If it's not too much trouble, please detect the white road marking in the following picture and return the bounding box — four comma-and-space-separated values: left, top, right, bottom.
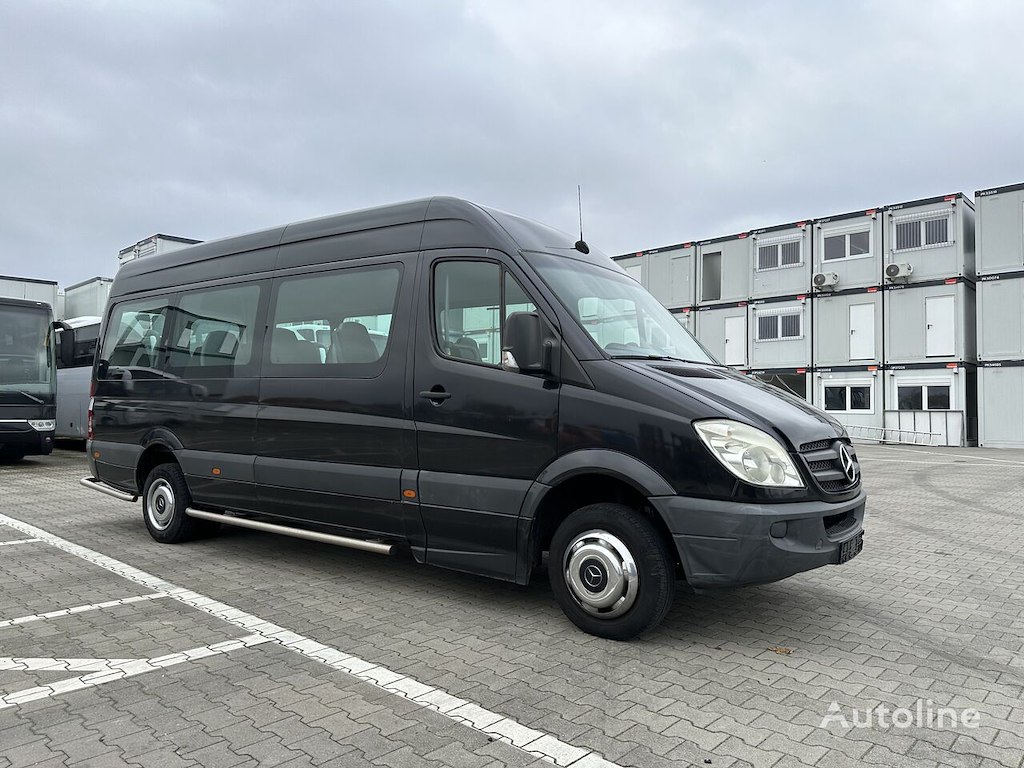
857, 458, 1015, 467
0, 538, 41, 547
859, 445, 1024, 466
0, 635, 269, 709
0, 512, 621, 768
0, 593, 168, 628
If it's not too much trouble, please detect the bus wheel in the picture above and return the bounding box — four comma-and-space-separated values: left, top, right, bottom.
548, 503, 675, 640
142, 463, 211, 543
0, 449, 25, 464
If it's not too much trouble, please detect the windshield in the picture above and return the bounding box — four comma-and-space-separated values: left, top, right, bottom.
527, 253, 716, 364
0, 305, 56, 404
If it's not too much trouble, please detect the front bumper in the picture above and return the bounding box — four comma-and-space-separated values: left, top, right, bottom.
0, 421, 54, 456
650, 490, 866, 589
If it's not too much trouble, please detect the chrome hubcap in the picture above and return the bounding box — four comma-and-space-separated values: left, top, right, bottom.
146, 479, 175, 531
564, 530, 638, 618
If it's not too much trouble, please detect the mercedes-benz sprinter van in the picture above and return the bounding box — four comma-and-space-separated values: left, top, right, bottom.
82, 198, 865, 639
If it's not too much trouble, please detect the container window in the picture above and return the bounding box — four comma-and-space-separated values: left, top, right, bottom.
824, 386, 846, 411
823, 230, 870, 261
894, 213, 953, 251
702, 252, 722, 301
755, 309, 801, 342
757, 315, 778, 340
824, 382, 872, 412
780, 313, 801, 338
758, 244, 778, 270
780, 241, 801, 266
898, 385, 924, 410
927, 385, 951, 410
896, 221, 921, 250
849, 386, 871, 410
925, 217, 949, 246
823, 236, 845, 261
849, 231, 870, 255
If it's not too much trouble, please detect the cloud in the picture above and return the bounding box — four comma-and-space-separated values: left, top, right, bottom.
1, 0, 1023, 289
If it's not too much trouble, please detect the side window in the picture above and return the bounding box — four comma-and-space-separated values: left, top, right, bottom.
72, 325, 100, 368
98, 300, 173, 377
164, 284, 261, 377
433, 261, 536, 366
702, 252, 722, 301
270, 264, 401, 377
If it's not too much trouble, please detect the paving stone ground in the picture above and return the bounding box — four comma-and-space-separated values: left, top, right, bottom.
0, 444, 1022, 767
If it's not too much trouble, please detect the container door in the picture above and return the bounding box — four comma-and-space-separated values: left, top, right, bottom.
848, 303, 875, 360
724, 315, 746, 366
925, 295, 955, 357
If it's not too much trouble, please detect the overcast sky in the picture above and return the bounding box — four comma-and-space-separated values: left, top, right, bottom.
2, 0, 1023, 288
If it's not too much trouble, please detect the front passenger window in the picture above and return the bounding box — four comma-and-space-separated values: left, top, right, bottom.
433, 261, 536, 366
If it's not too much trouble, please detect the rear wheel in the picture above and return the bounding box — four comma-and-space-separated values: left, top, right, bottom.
548, 503, 675, 640
142, 463, 216, 543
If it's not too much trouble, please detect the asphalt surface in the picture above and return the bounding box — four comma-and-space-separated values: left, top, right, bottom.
1, 444, 1023, 768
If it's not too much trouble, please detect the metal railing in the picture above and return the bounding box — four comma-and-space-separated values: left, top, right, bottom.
842, 423, 940, 445
841, 410, 966, 447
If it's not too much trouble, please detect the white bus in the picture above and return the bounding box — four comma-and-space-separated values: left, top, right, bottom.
54, 316, 102, 440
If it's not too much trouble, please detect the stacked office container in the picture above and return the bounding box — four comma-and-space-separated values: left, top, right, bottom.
880, 194, 977, 446
810, 208, 885, 434
619, 243, 697, 333
694, 234, 752, 367
976, 182, 1024, 447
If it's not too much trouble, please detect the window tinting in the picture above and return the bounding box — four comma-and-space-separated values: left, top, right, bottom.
898, 385, 924, 410
270, 265, 400, 375
100, 300, 172, 374
824, 386, 846, 411
823, 236, 845, 261
927, 385, 951, 410
850, 386, 871, 410
165, 284, 260, 376
433, 262, 537, 366
702, 252, 721, 301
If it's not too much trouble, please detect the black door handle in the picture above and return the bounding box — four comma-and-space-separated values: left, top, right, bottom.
419, 389, 452, 403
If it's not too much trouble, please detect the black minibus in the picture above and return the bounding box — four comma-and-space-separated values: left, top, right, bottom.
82, 198, 865, 639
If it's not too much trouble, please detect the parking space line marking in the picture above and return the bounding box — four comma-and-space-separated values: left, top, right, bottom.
0, 538, 41, 547
860, 445, 1024, 466
0, 511, 622, 768
0, 593, 169, 628
0, 635, 270, 709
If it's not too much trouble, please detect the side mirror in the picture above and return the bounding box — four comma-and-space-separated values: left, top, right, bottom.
54, 322, 75, 368
502, 312, 552, 374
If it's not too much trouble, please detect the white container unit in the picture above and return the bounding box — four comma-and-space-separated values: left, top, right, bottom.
696, 234, 752, 305
63, 277, 113, 320
883, 280, 976, 365
694, 303, 748, 368
883, 193, 975, 285
117, 234, 201, 267
812, 288, 883, 368
883, 365, 974, 446
750, 370, 811, 403
979, 364, 1024, 447
673, 308, 695, 335
977, 275, 1024, 362
975, 181, 1024, 276
812, 369, 882, 437
0, 276, 58, 309
750, 221, 813, 300
748, 297, 811, 370
812, 208, 884, 293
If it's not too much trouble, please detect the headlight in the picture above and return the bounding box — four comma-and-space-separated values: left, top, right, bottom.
28, 420, 56, 431
693, 419, 804, 488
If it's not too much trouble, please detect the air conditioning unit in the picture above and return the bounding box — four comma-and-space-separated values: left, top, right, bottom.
885, 262, 914, 281
812, 272, 840, 290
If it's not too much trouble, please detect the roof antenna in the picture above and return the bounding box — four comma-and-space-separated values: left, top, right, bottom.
575, 185, 590, 254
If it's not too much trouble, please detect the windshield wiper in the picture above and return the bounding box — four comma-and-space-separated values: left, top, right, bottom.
13, 391, 44, 404
610, 354, 707, 364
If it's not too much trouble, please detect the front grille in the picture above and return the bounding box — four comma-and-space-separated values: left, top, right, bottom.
800, 439, 833, 452
799, 438, 860, 494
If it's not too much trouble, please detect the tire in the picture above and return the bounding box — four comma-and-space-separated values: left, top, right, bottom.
0, 450, 25, 463
548, 503, 676, 641
142, 463, 215, 543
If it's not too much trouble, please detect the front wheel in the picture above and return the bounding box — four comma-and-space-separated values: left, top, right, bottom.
142, 463, 215, 543
548, 503, 676, 640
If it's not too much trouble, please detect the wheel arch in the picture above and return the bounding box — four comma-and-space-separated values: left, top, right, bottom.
515, 450, 681, 584
135, 429, 184, 492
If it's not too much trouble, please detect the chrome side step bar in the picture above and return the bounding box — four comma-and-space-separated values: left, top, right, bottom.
185, 508, 394, 555
80, 476, 139, 503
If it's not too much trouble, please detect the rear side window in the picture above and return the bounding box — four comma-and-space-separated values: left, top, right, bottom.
98, 300, 173, 377
164, 284, 261, 378
268, 264, 401, 377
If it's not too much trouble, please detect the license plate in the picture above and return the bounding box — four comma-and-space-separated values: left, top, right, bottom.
838, 532, 864, 564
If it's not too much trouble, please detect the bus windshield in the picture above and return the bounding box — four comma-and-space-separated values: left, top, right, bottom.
0, 303, 56, 404
526, 253, 716, 364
